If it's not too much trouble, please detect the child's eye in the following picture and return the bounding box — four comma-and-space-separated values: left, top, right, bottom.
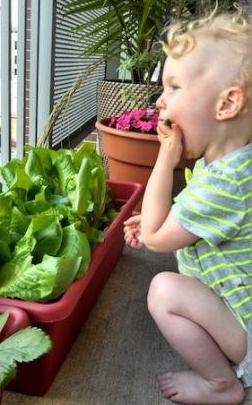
170, 84, 180, 90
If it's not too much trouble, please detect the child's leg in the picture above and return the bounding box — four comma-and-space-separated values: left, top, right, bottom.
147, 272, 247, 404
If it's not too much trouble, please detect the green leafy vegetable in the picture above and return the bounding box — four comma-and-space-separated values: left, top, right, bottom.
0, 312, 52, 389
0, 144, 117, 302
35, 255, 82, 301
164, 119, 172, 128
25, 212, 63, 262
10, 207, 30, 244
57, 224, 91, 279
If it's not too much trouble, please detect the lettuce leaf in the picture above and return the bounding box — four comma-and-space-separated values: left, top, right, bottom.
6, 167, 33, 193
10, 206, 31, 244
0, 312, 52, 389
0, 240, 11, 265
38, 255, 82, 301
25, 211, 63, 262
25, 150, 49, 189
0, 195, 12, 229
57, 224, 91, 278
1, 159, 26, 189
0, 236, 81, 301
54, 151, 76, 194
0, 235, 48, 300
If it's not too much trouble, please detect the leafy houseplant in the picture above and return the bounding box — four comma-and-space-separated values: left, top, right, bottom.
65, 0, 168, 117
65, 0, 241, 169
65, 0, 239, 86
65, 0, 169, 88
65, 0, 239, 111
87, 0, 242, 199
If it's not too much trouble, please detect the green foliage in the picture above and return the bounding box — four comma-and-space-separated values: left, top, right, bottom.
65, 0, 241, 85
0, 144, 117, 302
0, 312, 52, 389
65, 0, 171, 85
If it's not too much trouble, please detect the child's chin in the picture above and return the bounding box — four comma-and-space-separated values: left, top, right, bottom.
184, 150, 201, 160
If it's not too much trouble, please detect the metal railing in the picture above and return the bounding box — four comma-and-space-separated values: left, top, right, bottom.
0, 0, 105, 164
1, 0, 12, 163
1, 0, 35, 163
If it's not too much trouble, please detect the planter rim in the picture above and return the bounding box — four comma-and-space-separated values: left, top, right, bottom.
96, 118, 159, 142
98, 79, 162, 87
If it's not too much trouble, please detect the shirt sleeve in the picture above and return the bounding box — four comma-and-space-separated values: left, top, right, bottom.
171, 168, 246, 246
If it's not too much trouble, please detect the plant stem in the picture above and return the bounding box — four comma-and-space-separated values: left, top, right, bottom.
37, 59, 103, 147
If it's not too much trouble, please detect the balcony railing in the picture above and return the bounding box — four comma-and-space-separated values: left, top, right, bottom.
0, 0, 105, 164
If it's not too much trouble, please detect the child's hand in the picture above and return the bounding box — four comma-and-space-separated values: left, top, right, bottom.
123, 214, 144, 249
157, 122, 183, 167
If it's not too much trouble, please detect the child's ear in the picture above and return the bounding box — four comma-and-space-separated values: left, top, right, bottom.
215, 86, 246, 120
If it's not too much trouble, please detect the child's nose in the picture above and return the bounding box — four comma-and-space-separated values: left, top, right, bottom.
156, 94, 165, 110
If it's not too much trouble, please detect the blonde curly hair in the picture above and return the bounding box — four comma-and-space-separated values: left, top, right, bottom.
162, 5, 252, 89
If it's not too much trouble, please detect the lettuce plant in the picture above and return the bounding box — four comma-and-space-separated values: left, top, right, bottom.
0, 143, 116, 302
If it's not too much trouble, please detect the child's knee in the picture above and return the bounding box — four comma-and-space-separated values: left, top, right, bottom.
147, 272, 181, 316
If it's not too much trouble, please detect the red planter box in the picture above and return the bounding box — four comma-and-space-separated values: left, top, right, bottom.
0, 305, 31, 340
0, 180, 144, 396
0, 305, 31, 404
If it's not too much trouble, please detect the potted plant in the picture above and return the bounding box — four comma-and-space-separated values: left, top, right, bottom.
65, 0, 167, 117
65, 0, 238, 192
65, 0, 237, 118
96, 108, 195, 204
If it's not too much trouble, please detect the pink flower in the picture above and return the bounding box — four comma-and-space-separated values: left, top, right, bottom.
145, 108, 157, 116
108, 108, 159, 135
131, 109, 146, 120
133, 120, 153, 132
116, 118, 131, 130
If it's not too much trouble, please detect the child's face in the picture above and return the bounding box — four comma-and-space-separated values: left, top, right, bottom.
156, 39, 238, 160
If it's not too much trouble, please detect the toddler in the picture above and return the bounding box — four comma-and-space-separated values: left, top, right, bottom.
124, 8, 252, 405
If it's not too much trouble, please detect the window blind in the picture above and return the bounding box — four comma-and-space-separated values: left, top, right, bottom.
51, 0, 105, 147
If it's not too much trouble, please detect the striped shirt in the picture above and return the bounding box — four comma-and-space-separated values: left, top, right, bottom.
172, 143, 252, 330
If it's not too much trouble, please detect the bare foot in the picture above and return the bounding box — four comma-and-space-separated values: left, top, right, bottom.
156, 370, 245, 404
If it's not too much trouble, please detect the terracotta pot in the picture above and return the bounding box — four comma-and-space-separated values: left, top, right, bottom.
96, 118, 195, 201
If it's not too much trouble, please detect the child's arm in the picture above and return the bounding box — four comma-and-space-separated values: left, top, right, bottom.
141, 122, 198, 253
